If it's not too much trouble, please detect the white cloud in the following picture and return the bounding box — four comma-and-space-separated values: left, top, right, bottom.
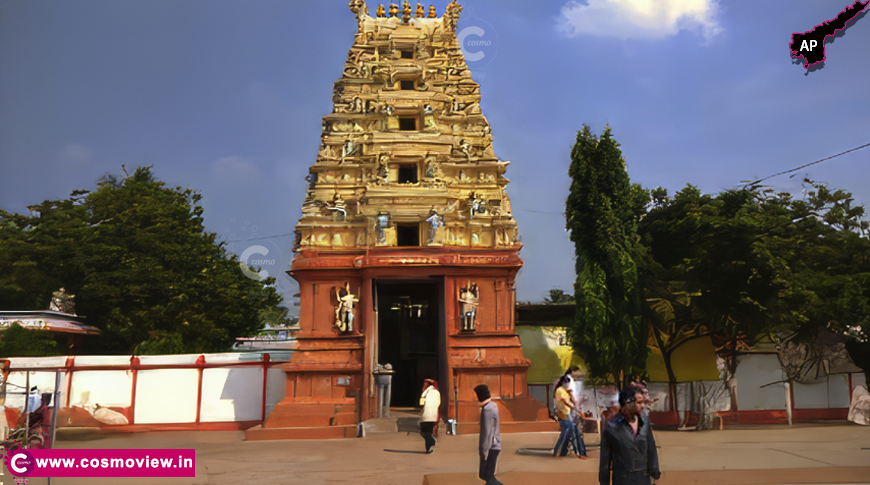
211, 156, 259, 185
557, 0, 723, 43
59, 143, 94, 164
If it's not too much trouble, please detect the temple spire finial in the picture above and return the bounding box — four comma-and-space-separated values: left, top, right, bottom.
444, 0, 463, 32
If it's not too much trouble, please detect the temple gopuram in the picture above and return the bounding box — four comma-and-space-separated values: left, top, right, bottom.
246, 0, 551, 440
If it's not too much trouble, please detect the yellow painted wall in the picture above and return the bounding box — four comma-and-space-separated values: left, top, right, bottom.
517, 326, 719, 383
516, 326, 585, 384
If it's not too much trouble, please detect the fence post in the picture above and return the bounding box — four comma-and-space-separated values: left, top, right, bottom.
195, 355, 206, 424
261, 354, 270, 422
129, 356, 140, 425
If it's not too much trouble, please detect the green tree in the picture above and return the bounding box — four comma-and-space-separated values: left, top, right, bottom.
0, 323, 60, 357
0, 167, 283, 354
543, 288, 574, 305
640, 180, 870, 386
640, 186, 799, 383
565, 125, 649, 386
259, 304, 296, 328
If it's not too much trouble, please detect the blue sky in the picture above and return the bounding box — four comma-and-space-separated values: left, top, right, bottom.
1, 0, 868, 312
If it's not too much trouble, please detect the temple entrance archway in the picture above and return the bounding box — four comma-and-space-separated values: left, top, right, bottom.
375, 279, 445, 407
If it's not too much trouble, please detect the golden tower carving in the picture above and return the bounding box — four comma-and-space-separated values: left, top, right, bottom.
295, 0, 518, 253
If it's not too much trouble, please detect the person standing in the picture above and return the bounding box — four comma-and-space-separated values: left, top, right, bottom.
553, 375, 587, 458
419, 378, 441, 453
599, 386, 661, 485
474, 384, 502, 485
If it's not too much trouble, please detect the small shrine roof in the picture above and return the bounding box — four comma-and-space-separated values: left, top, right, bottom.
0, 310, 101, 335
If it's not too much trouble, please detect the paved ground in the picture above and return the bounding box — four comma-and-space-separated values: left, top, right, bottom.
9, 421, 870, 485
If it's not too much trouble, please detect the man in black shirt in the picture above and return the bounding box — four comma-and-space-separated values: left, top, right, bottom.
599, 386, 661, 485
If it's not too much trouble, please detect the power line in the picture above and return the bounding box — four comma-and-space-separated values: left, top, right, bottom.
742, 141, 870, 187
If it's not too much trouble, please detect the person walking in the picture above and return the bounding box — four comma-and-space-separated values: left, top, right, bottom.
474, 384, 502, 485
419, 378, 441, 453
553, 375, 587, 458
599, 386, 661, 485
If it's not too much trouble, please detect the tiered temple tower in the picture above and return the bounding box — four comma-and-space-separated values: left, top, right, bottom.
247, 0, 551, 440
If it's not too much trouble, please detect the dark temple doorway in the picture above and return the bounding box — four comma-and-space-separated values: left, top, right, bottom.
376, 280, 444, 407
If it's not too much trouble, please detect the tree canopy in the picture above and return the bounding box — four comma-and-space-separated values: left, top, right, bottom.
640, 180, 870, 379
0, 166, 284, 355
564, 123, 870, 384
565, 125, 650, 385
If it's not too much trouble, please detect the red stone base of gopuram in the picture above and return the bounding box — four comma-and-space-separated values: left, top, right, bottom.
243, 247, 556, 440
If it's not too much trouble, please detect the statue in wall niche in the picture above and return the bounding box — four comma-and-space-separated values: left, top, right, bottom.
453, 139, 472, 161
332, 120, 354, 132
377, 212, 390, 243
495, 227, 512, 247
375, 164, 389, 185
423, 104, 438, 131
376, 4, 386, 17
458, 281, 478, 331
324, 193, 347, 221
469, 192, 484, 218
318, 144, 338, 160
382, 104, 399, 130
425, 209, 443, 244
293, 231, 303, 251
334, 282, 359, 333
424, 157, 443, 180
343, 138, 362, 157
351, 96, 364, 113
354, 191, 367, 216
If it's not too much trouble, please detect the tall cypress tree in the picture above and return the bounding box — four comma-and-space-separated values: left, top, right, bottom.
565, 125, 649, 386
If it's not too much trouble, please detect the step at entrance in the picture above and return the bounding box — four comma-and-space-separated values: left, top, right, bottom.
363, 415, 421, 434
